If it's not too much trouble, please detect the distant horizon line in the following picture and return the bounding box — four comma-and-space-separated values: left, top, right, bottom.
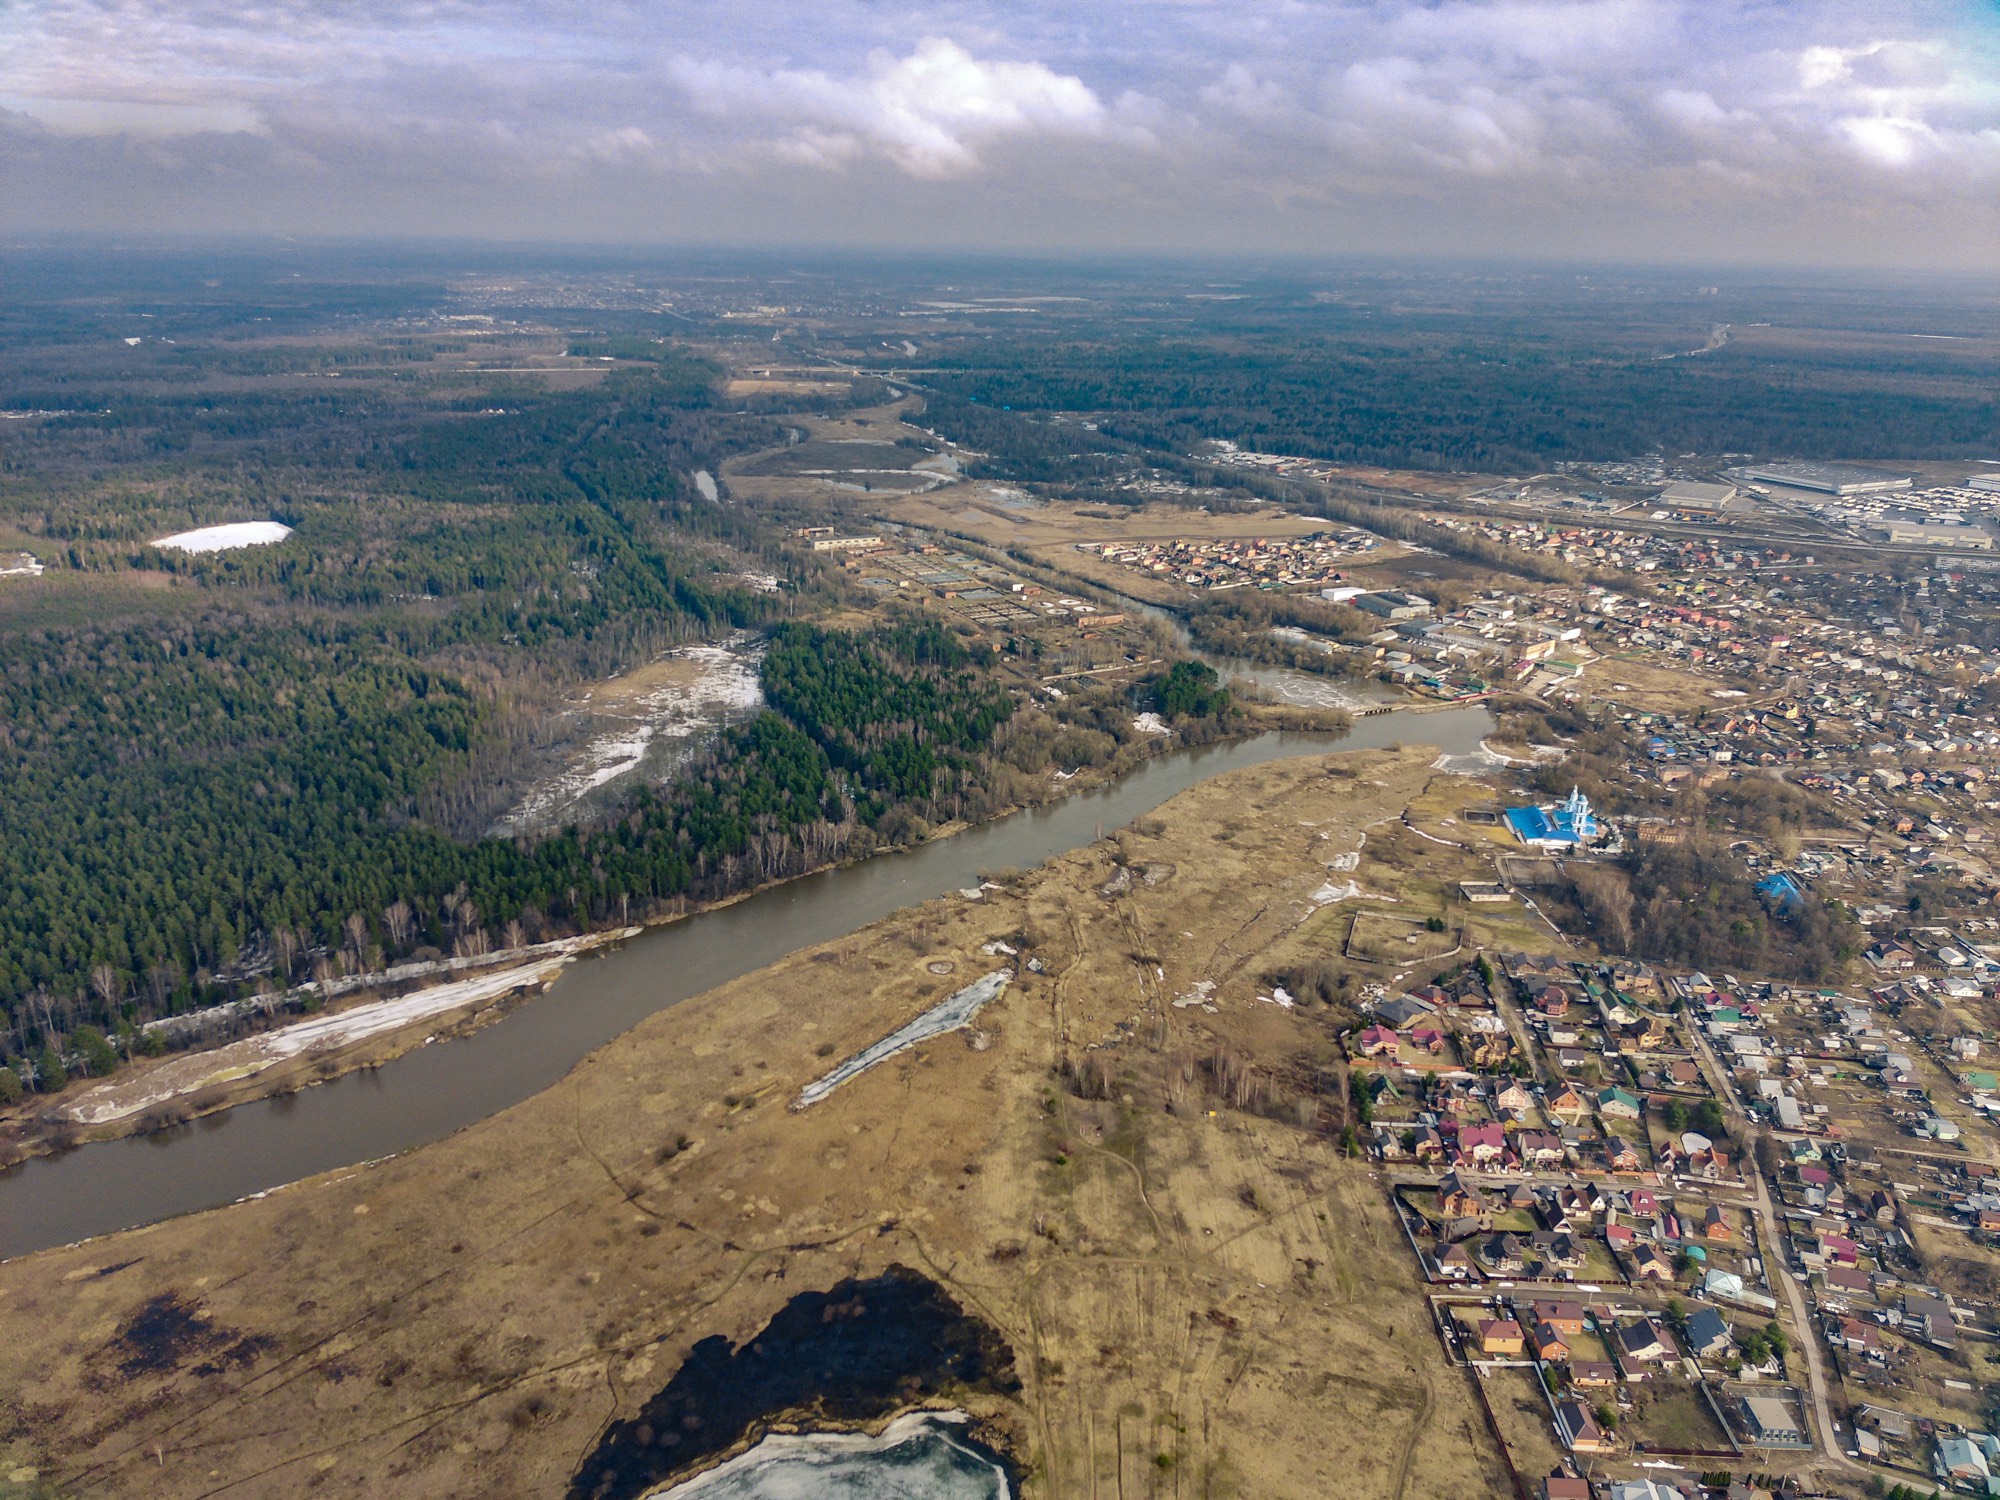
4, 232, 2000, 288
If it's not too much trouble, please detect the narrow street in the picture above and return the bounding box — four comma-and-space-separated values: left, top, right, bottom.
1691, 1028, 1862, 1476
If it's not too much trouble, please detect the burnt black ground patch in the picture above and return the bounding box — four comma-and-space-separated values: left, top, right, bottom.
103, 1293, 269, 1381
567, 1264, 1018, 1500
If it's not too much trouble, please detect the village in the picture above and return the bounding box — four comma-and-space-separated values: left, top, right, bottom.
1074, 455, 2000, 1499
1350, 922, 2000, 1499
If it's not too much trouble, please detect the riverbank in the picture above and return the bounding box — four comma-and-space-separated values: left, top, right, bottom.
0, 703, 1493, 1260
0, 931, 642, 1170
0, 700, 1352, 1174
0, 744, 1521, 1500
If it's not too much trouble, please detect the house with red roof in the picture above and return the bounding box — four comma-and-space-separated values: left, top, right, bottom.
1460, 1122, 1507, 1164
1358, 1025, 1400, 1059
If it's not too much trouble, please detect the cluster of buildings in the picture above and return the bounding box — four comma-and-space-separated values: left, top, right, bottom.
1799, 481, 2000, 551
1074, 528, 1380, 591
1431, 515, 1802, 576
1377, 933, 2000, 1487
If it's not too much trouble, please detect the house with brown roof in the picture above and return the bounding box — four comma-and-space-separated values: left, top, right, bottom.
1533, 1300, 1589, 1336
1436, 1241, 1476, 1280
1480, 1318, 1526, 1355
1547, 1085, 1588, 1120
1703, 1205, 1734, 1242
1632, 1244, 1674, 1281
1437, 1171, 1482, 1219
1518, 1132, 1565, 1168
1567, 1359, 1618, 1388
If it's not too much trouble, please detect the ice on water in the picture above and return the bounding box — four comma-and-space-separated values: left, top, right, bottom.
647, 1412, 1008, 1500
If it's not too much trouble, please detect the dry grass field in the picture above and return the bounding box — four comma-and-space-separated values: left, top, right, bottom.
0, 750, 1518, 1499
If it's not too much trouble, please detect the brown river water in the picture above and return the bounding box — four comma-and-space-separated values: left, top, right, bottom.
0, 707, 1493, 1260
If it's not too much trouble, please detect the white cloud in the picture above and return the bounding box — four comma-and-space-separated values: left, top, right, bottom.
1, 0, 1996, 261
668, 37, 1149, 177
0, 95, 266, 137
1201, 64, 1295, 122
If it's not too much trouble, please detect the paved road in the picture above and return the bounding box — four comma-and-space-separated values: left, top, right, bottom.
1690, 1028, 1862, 1475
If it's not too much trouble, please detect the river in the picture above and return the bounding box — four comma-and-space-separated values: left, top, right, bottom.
0, 706, 1491, 1260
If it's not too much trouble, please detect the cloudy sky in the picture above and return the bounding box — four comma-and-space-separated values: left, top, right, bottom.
5, 0, 1998, 267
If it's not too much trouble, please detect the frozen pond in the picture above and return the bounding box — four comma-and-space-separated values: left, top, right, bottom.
646, 1413, 1009, 1500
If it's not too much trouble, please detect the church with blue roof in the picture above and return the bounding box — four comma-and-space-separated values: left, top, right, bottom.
1504, 787, 1598, 848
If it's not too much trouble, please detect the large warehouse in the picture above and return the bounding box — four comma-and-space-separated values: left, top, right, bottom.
1738, 461, 1914, 496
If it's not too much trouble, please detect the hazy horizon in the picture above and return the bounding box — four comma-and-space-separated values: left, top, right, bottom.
5, 1, 1998, 271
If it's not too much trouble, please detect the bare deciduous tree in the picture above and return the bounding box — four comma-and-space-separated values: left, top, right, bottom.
382, 900, 413, 951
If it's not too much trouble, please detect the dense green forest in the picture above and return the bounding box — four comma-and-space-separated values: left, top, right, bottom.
0, 613, 1019, 1077
0, 305, 869, 1078
911, 335, 1999, 472
2, 248, 1979, 1097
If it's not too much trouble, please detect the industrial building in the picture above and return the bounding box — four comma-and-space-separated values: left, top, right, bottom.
1967, 474, 2000, 495
1657, 480, 1738, 511
1352, 590, 1433, 620
1872, 519, 1994, 549
1737, 461, 1913, 496
1740, 1395, 1808, 1448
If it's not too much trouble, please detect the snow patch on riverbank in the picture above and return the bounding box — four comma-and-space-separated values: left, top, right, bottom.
796, 971, 1011, 1109
63, 958, 572, 1125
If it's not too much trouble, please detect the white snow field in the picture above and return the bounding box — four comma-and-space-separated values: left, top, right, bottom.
152, 521, 294, 553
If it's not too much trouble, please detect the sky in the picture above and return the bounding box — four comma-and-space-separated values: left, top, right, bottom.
4, 1, 1999, 268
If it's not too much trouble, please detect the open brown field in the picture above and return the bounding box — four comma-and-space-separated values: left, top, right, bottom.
1572, 653, 1754, 713
0, 749, 1516, 1500
723, 378, 852, 398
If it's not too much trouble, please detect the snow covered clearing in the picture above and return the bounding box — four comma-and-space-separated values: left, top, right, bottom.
152, 521, 293, 553
1172, 979, 1217, 1010
1308, 879, 1366, 905
497, 636, 765, 834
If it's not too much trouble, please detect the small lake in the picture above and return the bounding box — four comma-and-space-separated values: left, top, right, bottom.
0, 704, 1492, 1260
